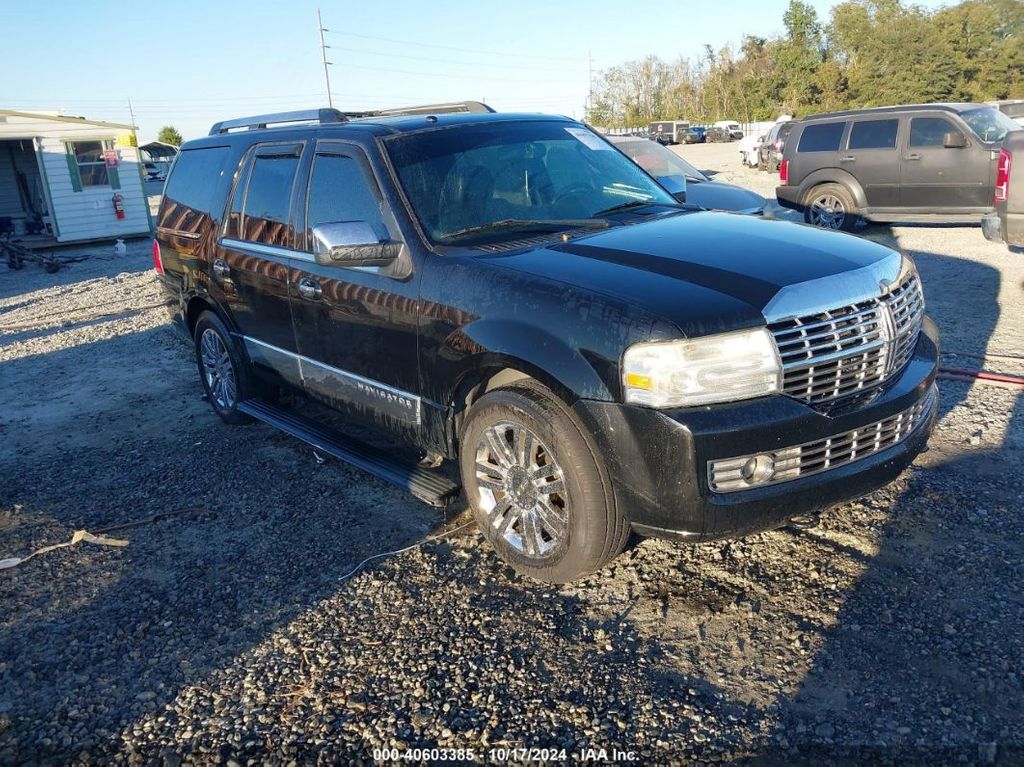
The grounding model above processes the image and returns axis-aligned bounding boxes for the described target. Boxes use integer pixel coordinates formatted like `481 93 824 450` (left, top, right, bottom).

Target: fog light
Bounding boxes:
741 454 775 484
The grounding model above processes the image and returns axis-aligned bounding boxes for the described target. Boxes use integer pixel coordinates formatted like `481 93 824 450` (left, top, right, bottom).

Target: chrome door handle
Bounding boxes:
297 277 321 300
904 153 921 161
839 155 856 162
212 258 230 280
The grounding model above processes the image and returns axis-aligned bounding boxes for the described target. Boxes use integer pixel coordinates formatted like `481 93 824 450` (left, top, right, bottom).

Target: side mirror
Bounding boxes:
311 221 400 267
944 131 967 149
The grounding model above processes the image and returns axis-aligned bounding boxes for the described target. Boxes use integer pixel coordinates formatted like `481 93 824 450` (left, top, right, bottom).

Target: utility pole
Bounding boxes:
587 50 594 121
317 8 333 108
127 98 137 130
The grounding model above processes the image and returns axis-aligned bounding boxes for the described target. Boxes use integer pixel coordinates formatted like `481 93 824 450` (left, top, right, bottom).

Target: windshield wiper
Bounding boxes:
593 200 695 216
437 218 611 244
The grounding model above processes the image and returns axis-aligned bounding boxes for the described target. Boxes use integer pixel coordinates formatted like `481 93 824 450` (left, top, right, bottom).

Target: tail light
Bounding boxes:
994 149 1011 203
780 159 789 185
152 239 164 274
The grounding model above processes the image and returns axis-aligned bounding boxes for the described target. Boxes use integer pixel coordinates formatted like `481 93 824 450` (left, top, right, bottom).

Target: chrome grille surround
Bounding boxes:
768 272 925 405
708 385 936 493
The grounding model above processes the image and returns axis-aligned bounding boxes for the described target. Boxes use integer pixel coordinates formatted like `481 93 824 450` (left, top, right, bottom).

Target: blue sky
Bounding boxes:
1 0 953 141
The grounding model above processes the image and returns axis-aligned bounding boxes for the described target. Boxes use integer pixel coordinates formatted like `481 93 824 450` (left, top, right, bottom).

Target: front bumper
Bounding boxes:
572 318 939 542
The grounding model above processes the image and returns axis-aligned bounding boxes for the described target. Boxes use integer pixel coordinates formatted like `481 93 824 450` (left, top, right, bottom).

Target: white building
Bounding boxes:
0 110 152 243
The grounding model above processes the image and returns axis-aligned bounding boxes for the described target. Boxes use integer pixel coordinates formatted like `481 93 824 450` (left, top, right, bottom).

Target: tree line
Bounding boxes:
587 0 1023 126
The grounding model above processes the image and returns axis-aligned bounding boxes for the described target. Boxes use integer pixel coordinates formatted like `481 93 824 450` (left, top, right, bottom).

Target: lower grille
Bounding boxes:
708 386 936 493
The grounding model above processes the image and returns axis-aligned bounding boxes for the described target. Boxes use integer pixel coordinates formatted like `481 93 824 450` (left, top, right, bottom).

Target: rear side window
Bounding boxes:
910 117 958 148
305 151 385 241
848 119 899 150
225 144 302 247
160 146 230 224
797 122 845 152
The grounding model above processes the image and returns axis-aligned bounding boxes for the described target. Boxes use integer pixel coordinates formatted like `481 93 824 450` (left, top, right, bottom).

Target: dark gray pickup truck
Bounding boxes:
983 129 1024 251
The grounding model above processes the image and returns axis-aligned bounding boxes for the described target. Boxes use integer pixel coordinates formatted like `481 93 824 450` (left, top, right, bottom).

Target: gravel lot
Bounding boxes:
1 144 1022 764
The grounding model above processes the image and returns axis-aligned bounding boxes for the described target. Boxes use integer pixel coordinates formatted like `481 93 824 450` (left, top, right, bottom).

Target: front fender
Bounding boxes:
438 317 617 406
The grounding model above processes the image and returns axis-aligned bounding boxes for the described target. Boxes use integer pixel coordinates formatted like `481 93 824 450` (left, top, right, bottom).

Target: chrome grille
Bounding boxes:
769 274 924 405
708 385 936 493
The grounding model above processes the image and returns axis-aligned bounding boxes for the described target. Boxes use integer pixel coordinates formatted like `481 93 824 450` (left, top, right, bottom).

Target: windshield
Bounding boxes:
385 121 677 244
613 138 709 184
961 107 1020 143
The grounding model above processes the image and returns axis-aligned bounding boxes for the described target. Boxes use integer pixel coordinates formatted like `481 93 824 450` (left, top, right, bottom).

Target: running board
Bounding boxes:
237 398 461 508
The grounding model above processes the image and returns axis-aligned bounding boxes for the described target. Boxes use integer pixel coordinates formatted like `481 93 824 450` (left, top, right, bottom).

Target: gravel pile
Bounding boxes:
1 172 1022 764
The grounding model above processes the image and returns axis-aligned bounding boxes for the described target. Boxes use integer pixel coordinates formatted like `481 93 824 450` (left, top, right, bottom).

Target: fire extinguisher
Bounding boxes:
112 193 125 220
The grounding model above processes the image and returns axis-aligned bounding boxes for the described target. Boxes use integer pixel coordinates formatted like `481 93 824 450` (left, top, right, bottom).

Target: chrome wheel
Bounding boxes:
199 328 237 409
474 421 569 560
808 194 846 229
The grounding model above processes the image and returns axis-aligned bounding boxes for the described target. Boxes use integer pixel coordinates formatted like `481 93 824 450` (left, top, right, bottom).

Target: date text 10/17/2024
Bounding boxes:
372 747 639 762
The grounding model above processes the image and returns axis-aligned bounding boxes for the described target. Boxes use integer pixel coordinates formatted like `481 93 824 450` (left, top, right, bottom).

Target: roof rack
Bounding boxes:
209 108 364 135
208 101 495 135
375 101 495 116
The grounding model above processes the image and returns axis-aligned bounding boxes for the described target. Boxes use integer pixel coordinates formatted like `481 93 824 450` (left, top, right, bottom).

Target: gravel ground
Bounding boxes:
1 150 1022 765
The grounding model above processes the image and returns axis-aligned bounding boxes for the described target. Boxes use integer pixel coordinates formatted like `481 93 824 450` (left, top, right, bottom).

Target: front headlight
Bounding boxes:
622 328 781 408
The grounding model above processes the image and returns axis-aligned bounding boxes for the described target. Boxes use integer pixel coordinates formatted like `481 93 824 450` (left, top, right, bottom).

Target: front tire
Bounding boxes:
803 183 858 231
459 383 629 583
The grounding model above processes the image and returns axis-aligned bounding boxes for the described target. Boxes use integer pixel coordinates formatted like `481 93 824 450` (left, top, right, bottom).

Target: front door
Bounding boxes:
901 115 987 211
287 140 423 439
844 117 901 209
217 141 306 388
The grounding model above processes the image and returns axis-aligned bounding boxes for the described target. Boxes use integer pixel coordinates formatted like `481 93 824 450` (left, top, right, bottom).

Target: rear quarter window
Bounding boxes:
797 122 846 152
159 146 231 227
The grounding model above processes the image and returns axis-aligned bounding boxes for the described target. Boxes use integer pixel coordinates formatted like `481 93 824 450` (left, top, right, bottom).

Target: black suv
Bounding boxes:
156 102 939 583
777 103 1021 230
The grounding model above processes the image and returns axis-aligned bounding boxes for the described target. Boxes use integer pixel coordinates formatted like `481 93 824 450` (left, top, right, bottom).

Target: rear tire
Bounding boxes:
459 382 629 583
803 183 858 232
193 311 255 425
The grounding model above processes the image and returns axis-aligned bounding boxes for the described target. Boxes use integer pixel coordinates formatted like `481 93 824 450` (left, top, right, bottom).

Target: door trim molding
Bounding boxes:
240 335 422 425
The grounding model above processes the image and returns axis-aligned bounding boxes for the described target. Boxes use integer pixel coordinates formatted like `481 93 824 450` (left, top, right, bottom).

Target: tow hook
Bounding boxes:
788 513 820 530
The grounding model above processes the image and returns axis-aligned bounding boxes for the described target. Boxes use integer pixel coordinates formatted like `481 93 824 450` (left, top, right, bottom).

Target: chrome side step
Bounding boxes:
237 398 461 508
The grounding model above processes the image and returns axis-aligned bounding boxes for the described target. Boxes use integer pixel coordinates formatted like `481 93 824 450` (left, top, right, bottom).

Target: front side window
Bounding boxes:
848 119 899 150
305 150 385 241
72 141 109 187
797 122 845 152
910 117 959 148
385 121 677 245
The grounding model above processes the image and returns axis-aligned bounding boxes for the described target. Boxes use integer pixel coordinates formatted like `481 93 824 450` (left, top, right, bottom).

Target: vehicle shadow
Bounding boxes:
0 326 446 761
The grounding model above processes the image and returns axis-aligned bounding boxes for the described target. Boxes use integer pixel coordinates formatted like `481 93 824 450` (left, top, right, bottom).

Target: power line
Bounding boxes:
340 61 580 84
328 30 581 61
328 45 583 73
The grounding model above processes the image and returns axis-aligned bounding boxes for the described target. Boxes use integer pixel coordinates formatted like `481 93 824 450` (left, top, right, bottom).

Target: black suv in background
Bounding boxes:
156 103 938 583
776 103 1020 230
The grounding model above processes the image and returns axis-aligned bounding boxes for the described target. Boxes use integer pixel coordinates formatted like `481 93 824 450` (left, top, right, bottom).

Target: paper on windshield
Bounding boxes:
565 127 612 151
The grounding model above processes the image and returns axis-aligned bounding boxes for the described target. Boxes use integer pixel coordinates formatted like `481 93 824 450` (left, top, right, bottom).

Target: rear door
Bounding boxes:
901 115 987 210
216 141 306 387
844 117 901 208
288 139 423 438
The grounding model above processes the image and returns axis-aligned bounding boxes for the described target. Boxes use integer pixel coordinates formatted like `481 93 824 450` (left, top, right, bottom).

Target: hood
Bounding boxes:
484 211 900 338
684 181 765 214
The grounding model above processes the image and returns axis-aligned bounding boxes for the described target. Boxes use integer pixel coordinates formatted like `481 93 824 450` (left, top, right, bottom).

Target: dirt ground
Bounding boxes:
1 144 1022 764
